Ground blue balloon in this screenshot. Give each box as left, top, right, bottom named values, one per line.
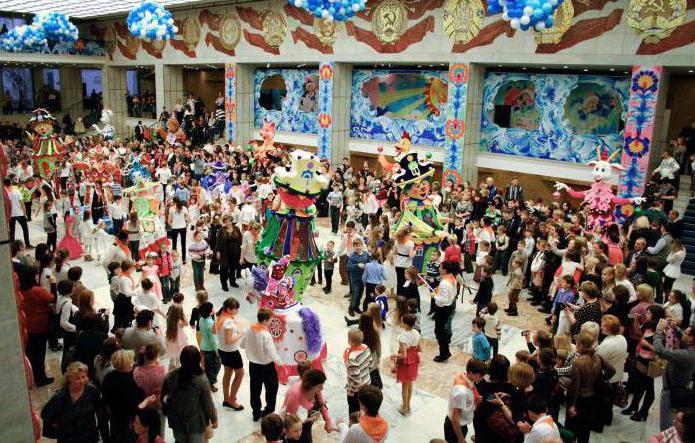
left=289, top=0, right=366, bottom=22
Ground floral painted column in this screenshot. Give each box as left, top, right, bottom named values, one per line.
left=317, top=62, right=334, bottom=160
left=225, top=63, right=237, bottom=143
left=618, top=66, right=663, bottom=203
left=443, top=63, right=469, bottom=184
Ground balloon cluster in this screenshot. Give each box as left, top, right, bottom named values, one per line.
left=488, top=0, right=563, bottom=31
left=289, top=0, right=367, bottom=22
left=32, top=12, right=79, bottom=43
left=0, top=25, right=48, bottom=52
left=127, top=2, right=178, bottom=41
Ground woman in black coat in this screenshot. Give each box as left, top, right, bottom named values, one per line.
left=215, top=215, right=243, bottom=291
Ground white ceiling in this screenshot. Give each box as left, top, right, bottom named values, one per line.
left=0, top=0, right=213, bottom=19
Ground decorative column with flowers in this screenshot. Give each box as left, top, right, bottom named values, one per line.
left=224, top=63, right=237, bottom=143
left=443, top=63, right=469, bottom=185
left=616, top=66, right=663, bottom=220
left=317, top=62, right=335, bottom=161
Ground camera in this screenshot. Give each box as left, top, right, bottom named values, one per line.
left=521, top=330, right=530, bottom=337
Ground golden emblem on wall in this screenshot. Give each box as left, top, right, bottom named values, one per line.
left=443, top=0, right=484, bottom=44
left=104, top=26, right=116, bottom=55
left=627, top=0, right=686, bottom=44
left=261, top=10, right=287, bottom=47
left=535, top=0, right=574, bottom=44
left=125, top=34, right=140, bottom=54
left=372, top=0, right=409, bottom=44
left=182, top=17, right=201, bottom=51
left=313, top=18, right=342, bottom=46
left=219, top=13, right=242, bottom=51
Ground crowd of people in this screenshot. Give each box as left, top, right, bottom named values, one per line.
left=3, top=115, right=695, bottom=443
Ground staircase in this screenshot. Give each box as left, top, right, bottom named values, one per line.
left=680, top=175, right=695, bottom=275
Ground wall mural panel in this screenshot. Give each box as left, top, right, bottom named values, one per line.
left=317, top=62, right=334, bottom=160
left=480, top=72, right=629, bottom=164
left=350, top=69, right=449, bottom=147
left=225, top=64, right=237, bottom=143
left=254, top=68, right=319, bottom=134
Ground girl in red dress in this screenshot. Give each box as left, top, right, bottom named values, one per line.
left=394, top=313, right=420, bottom=416
left=57, top=211, right=83, bottom=260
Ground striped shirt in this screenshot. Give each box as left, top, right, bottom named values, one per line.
left=344, top=344, right=372, bottom=395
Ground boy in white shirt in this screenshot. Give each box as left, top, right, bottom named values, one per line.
left=445, top=359, right=487, bottom=443
left=518, top=396, right=560, bottom=443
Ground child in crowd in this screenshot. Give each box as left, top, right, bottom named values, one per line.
left=462, top=223, right=476, bottom=274
left=516, top=350, right=531, bottom=364
left=407, top=298, right=421, bottom=333
left=471, top=317, right=491, bottom=362
left=107, top=261, right=122, bottom=304
left=551, top=275, right=576, bottom=335
left=474, top=240, right=490, bottom=283
left=445, top=359, right=487, bottom=443
left=494, top=225, right=510, bottom=275
left=43, top=200, right=57, bottom=252
left=480, top=302, right=501, bottom=357
left=362, top=247, right=385, bottom=312
left=197, top=301, right=221, bottom=392
left=283, top=414, right=303, bottom=441
left=323, top=240, right=336, bottom=294
left=473, top=266, right=494, bottom=317
left=402, top=266, right=422, bottom=312
left=394, top=313, right=420, bottom=416
left=79, top=211, right=96, bottom=261
left=165, top=304, right=188, bottom=370
left=344, top=329, right=372, bottom=414
left=189, top=289, right=210, bottom=343
left=505, top=257, right=524, bottom=317
left=156, top=242, right=173, bottom=303
left=170, top=250, right=183, bottom=296
left=347, top=238, right=371, bottom=318
left=134, top=278, right=165, bottom=330
left=94, top=218, right=112, bottom=262
left=141, top=252, right=163, bottom=301
left=260, top=413, right=284, bottom=442
left=374, top=284, right=389, bottom=324
left=338, top=385, right=389, bottom=442
left=508, top=239, right=528, bottom=278
left=426, top=249, right=443, bottom=316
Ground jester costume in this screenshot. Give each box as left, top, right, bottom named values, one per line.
left=256, top=150, right=329, bottom=297
left=386, top=132, right=447, bottom=271
left=30, top=109, right=63, bottom=179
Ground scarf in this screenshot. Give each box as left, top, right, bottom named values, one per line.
left=216, top=311, right=236, bottom=333
left=453, top=373, right=480, bottom=401
left=342, top=344, right=368, bottom=364
left=250, top=322, right=269, bottom=333
left=359, top=415, right=389, bottom=442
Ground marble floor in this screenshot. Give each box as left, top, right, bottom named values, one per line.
left=25, top=215, right=689, bottom=442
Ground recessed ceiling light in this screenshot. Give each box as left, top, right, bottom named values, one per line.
left=624, top=71, right=629, bottom=74
left=522, top=67, right=527, bottom=70
left=609, top=68, right=615, bottom=71
left=498, top=64, right=502, bottom=67
left=689, top=70, right=694, bottom=73
left=563, top=65, right=568, bottom=69
left=583, top=69, right=588, bottom=72
left=541, top=67, right=546, bottom=70
left=266, top=63, right=270, bottom=68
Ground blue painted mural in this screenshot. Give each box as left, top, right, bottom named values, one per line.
left=480, top=72, right=629, bottom=164
left=254, top=68, right=319, bottom=134
left=350, top=69, right=449, bottom=147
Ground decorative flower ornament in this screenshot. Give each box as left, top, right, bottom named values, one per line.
left=624, top=135, right=650, bottom=158
left=318, top=113, right=332, bottom=128
left=445, top=119, right=465, bottom=140
left=449, top=64, right=468, bottom=84
left=632, top=70, right=659, bottom=94
left=319, top=64, right=334, bottom=80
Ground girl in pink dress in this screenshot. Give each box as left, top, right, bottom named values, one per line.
left=57, top=211, right=84, bottom=260
left=394, top=313, right=420, bottom=416
left=141, top=252, right=163, bottom=301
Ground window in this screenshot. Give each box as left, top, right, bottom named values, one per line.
left=259, top=74, right=287, bottom=111
left=1, top=68, right=34, bottom=112
left=492, top=80, right=540, bottom=130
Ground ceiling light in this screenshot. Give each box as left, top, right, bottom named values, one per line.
left=563, top=66, right=568, bottom=69
left=541, top=67, right=546, bottom=70
left=609, top=68, right=615, bottom=71
left=498, top=64, right=503, bottom=67
left=266, top=63, right=270, bottom=68
left=583, top=69, right=588, bottom=72
left=689, top=70, right=694, bottom=73
left=522, top=67, right=527, bottom=70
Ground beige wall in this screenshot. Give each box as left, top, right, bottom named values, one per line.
left=666, top=75, right=695, bottom=141
left=183, top=70, right=224, bottom=113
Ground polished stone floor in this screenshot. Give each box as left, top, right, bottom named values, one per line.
left=27, top=214, right=686, bottom=442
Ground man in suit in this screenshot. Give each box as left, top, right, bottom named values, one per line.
left=624, top=237, right=647, bottom=268
left=134, top=120, right=144, bottom=142
left=505, top=177, right=524, bottom=203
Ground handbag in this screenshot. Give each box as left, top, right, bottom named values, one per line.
left=647, top=357, right=668, bottom=378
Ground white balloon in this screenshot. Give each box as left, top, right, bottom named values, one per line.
left=523, top=6, right=534, bottom=15
left=295, top=0, right=303, bottom=6
left=535, top=22, right=546, bottom=31
left=510, top=18, right=520, bottom=29
left=502, top=11, right=509, bottom=20
left=520, top=15, right=530, bottom=25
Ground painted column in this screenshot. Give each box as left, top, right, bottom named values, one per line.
left=317, top=62, right=334, bottom=160
left=443, top=63, right=470, bottom=185
left=101, top=65, right=128, bottom=137
left=618, top=66, right=663, bottom=201
left=60, top=66, right=84, bottom=118
left=461, top=63, right=484, bottom=185
left=329, top=63, right=352, bottom=166
left=225, top=63, right=237, bottom=143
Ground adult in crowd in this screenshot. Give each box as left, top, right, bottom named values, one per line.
left=19, top=264, right=55, bottom=387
